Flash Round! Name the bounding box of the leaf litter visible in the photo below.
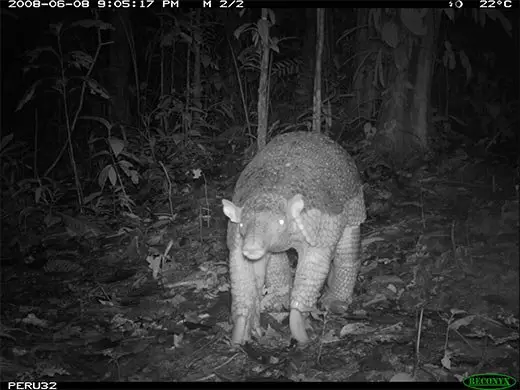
[1,156,518,383]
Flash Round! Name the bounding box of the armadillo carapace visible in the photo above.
[222,131,366,344]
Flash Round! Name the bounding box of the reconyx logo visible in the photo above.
[463,373,517,390]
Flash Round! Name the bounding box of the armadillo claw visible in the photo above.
[289,309,309,344]
[231,314,263,345]
[231,316,248,344]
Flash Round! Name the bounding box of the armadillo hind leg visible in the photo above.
[322,225,362,313]
[263,252,292,311]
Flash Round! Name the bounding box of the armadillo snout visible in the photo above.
[242,244,266,260]
[240,213,273,260]
[242,231,267,259]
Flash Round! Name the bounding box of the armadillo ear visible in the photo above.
[222,199,242,223]
[288,194,305,219]
[288,194,318,246]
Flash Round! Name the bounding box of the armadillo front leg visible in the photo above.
[229,227,268,344]
[290,247,334,344]
[322,225,362,312]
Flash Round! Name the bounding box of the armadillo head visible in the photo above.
[222,193,302,260]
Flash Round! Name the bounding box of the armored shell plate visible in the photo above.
[233,131,363,216]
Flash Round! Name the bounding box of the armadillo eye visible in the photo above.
[238,223,246,236]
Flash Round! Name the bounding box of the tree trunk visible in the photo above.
[297,8,316,108]
[192,9,202,131]
[159,18,175,136]
[374,9,439,166]
[346,8,379,124]
[109,10,131,129]
[256,8,271,150]
[312,8,324,133]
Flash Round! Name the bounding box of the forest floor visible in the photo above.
[1,146,518,383]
